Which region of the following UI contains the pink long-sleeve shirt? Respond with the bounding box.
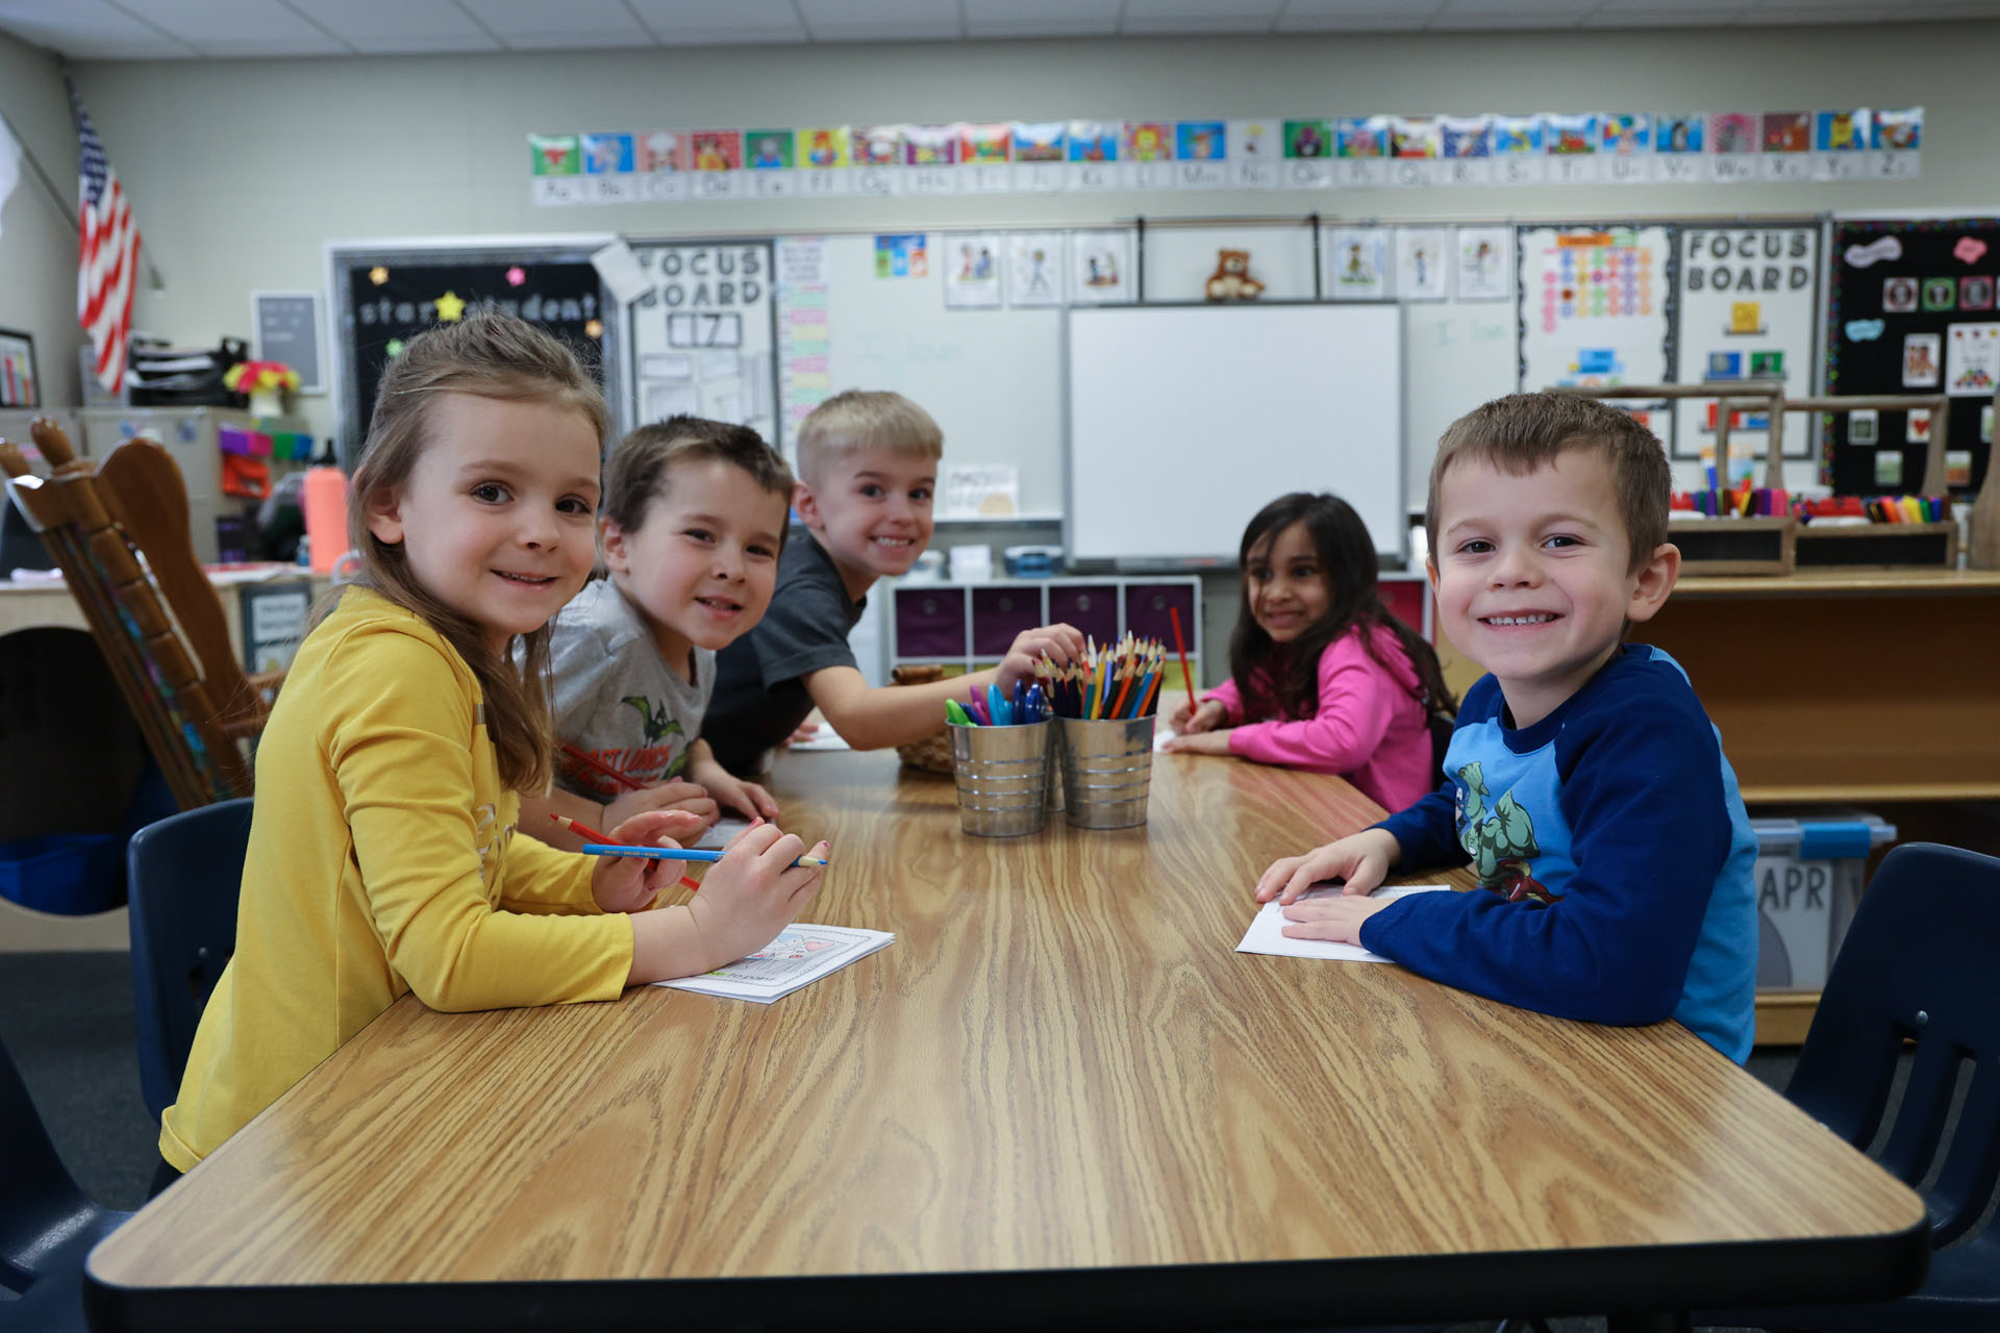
[1204,626,1435,812]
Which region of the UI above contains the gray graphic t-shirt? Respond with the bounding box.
[547,578,714,801]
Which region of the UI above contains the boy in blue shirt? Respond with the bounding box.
[1257,392,1758,1061]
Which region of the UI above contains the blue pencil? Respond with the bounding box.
[580,843,828,868]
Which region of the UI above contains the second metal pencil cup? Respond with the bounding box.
[1058,716,1156,829]
[950,719,1054,837]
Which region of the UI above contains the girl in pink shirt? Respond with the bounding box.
[1162,492,1454,811]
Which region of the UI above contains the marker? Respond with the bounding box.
[581,843,829,868]
[946,698,975,726]
[551,814,702,891]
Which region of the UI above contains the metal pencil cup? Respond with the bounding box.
[1058,716,1156,829]
[950,719,1054,837]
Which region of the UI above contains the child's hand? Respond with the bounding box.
[1254,828,1400,905]
[1278,893,1394,945]
[1160,728,1232,755]
[996,622,1087,693]
[1175,699,1229,735]
[589,809,705,914]
[605,779,719,830]
[695,765,781,821]
[683,820,828,969]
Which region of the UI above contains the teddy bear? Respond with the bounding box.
[1206,249,1265,301]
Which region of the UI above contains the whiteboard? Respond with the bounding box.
[816,232,1064,514]
[1065,304,1405,564]
[1403,300,1516,505]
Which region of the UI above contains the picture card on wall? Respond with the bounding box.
[1070,231,1133,304]
[1945,322,2000,397]
[943,233,1002,309]
[1326,227,1389,300]
[1849,409,1878,445]
[1455,227,1512,302]
[1395,228,1451,301]
[1903,332,1941,387]
[1007,233,1065,306]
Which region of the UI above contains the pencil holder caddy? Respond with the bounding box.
[1057,716,1155,829]
[949,718,1055,837]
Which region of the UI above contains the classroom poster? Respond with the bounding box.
[1945,322,2000,396]
[1903,333,1941,387]
[943,233,1003,309]
[1455,227,1512,302]
[624,241,777,443]
[1670,224,1820,465]
[874,233,928,278]
[775,236,830,455]
[1395,229,1451,301]
[1006,233,1065,307]
[1325,227,1389,300]
[1518,225,1675,398]
[1069,230,1133,304]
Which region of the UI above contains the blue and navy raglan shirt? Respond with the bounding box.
[1364,645,1757,1062]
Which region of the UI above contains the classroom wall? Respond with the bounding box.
[67,19,2000,450]
[0,28,89,408]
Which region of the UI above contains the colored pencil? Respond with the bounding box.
[580,843,828,868]
[1168,607,1196,712]
[550,815,701,891]
[559,741,643,793]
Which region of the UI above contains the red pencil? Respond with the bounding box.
[1168,607,1197,715]
[559,741,644,793]
[549,814,701,893]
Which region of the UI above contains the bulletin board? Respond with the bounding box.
[1826,217,2000,495]
[1517,224,1677,405]
[622,239,779,446]
[1670,222,1822,478]
[327,238,622,459]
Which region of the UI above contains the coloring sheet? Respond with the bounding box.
[943,232,1003,308]
[1007,232,1066,306]
[1325,226,1389,300]
[1236,884,1452,963]
[1396,228,1451,301]
[659,924,894,1003]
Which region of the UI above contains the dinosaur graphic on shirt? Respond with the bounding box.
[622,696,689,778]
[1454,760,1559,904]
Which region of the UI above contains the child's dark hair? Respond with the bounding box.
[602,415,794,544]
[1230,492,1455,725]
[1427,392,1670,574]
[344,310,609,795]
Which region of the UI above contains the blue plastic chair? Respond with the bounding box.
[0,1034,130,1332]
[125,798,253,1119]
[1703,842,2000,1331]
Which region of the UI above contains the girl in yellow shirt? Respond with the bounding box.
[159,312,826,1181]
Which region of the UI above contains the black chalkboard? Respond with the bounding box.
[253,291,322,393]
[1827,218,2000,495]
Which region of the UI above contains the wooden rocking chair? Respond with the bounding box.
[0,418,277,809]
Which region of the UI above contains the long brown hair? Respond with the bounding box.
[1230,492,1455,725]
[343,310,611,793]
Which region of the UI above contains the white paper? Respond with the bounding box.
[1006,232,1066,307]
[943,463,1019,517]
[658,924,894,1003]
[693,816,753,851]
[1236,884,1453,962]
[1395,228,1452,301]
[590,240,653,306]
[1455,226,1513,302]
[787,722,851,751]
[943,232,1003,309]
[640,352,693,380]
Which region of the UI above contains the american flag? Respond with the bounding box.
[73,85,141,394]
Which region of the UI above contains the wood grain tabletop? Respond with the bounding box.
[88,749,1928,1329]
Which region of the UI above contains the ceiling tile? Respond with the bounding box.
[120,0,346,48]
[0,0,194,56]
[1584,9,1747,26]
[628,0,808,43]
[1428,7,1589,25]
[458,0,650,45]
[795,0,963,41]
[298,0,500,51]
[1119,0,1284,30]
[964,0,1120,36]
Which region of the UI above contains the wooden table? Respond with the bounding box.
[86,750,1927,1333]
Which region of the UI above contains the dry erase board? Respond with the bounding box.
[1065,303,1405,565]
[252,291,324,394]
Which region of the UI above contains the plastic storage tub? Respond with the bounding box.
[1749,811,1896,991]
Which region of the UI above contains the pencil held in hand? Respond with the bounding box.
[580,844,830,869]
[551,814,702,892]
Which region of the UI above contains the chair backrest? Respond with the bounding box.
[1787,842,2000,1250]
[125,798,254,1119]
[0,418,269,809]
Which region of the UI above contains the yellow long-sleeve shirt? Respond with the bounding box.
[161,590,634,1170]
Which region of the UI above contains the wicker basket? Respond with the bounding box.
[891,664,956,775]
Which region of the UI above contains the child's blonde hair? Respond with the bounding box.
[794,390,942,487]
[603,415,793,543]
[345,309,611,793]
[1426,392,1671,575]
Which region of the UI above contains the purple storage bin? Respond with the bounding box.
[1124,583,1197,646]
[970,586,1043,656]
[1048,584,1120,644]
[893,586,967,658]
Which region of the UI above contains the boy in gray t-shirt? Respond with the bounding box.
[523,416,795,851]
